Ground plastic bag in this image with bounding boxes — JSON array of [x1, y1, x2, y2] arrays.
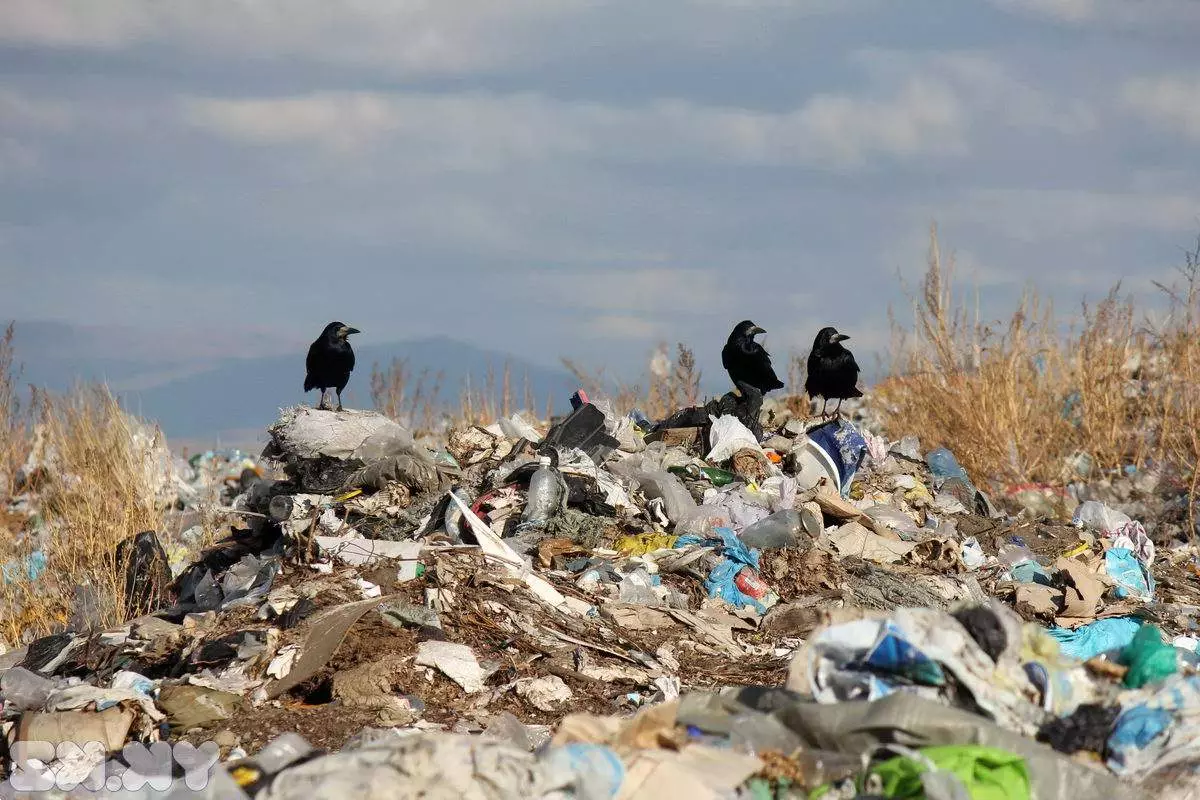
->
[[1073, 501, 1131, 535], [1120, 625, 1178, 689], [498, 412, 543, 442], [739, 510, 805, 549], [706, 415, 760, 463], [610, 460, 697, 525], [1047, 617, 1143, 661], [674, 504, 732, 538], [863, 504, 923, 540], [1104, 547, 1154, 602]]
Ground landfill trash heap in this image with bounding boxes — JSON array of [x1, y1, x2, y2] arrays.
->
[[2, 388, 1200, 800]]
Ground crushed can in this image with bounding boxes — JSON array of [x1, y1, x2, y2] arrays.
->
[[734, 566, 770, 599]]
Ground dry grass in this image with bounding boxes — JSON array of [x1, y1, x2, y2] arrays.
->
[[563, 342, 703, 420], [370, 358, 549, 434], [0, 378, 169, 643], [876, 224, 1200, 533], [369, 358, 446, 433], [0, 323, 30, 499]]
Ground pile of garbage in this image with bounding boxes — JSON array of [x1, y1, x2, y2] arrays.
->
[[1, 412, 267, 603], [2, 388, 1200, 799]]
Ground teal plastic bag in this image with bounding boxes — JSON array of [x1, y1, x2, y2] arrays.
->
[[1119, 624, 1177, 689], [1105, 547, 1154, 602]]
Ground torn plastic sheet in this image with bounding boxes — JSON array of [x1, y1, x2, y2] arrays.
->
[[221, 554, 282, 609], [790, 606, 1045, 736], [1107, 674, 1200, 780]]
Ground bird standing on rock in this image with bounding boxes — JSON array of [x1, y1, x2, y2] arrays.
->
[[805, 326, 862, 418], [722, 320, 785, 426], [304, 321, 360, 411]]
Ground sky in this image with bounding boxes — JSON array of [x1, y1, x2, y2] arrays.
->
[[1, 0, 1199, 383]]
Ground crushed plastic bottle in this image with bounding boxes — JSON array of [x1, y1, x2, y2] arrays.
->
[[926, 447, 970, 484], [521, 455, 565, 527], [738, 509, 806, 549]]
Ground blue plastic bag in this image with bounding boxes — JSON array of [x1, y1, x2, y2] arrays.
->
[[1047, 617, 1143, 661], [857, 625, 946, 686], [704, 559, 768, 614], [1105, 547, 1154, 602], [1011, 560, 1053, 585], [677, 527, 768, 613], [2, 550, 46, 584], [926, 447, 971, 483], [1106, 675, 1200, 777], [542, 743, 625, 799]]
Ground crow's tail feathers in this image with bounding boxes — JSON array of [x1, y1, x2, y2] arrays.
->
[[304, 375, 315, 392]]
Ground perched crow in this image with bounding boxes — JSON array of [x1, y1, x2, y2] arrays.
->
[[805, 326, 862, 417], [721, 320, 784, 431], [304, 321, 360, 411], [722, 320, 785, 396]]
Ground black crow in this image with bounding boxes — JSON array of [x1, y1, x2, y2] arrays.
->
[[304, 321, 360, 411], [805, 326, 862, 417], [722, 320, 785, 396], [722, 320, 784, 432]]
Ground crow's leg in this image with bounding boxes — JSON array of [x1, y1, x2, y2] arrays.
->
[[335, 388, 344, 412], [834, 398, 844, 417], [818, 397, 829, 418], [317, 389, 329, 410]]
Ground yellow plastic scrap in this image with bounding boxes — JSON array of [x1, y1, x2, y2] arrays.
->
[[229, 764, 262, 788], [904, 482, 933, 505], [334, 488, 363, 504], [1061, 541, 1091, 559], [615, 533, 679, 556]]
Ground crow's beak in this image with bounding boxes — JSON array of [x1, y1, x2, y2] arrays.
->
[[833, 333, 849, 342], [750, 326, 766, 336], [339, 326, 360, 337]]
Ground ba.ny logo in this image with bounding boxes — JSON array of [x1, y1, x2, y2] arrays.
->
[[6, 740, 221, 792]]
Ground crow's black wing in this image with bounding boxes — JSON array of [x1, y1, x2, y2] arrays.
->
[[740, 342, 784, 391], [823, 346, 861, 396], [829, 346, 859, 381], [304, 340, 321, 391]]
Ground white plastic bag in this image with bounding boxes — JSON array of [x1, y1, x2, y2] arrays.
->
[[705, 415, 760, 463]]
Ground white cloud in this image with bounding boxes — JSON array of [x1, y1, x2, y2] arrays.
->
[[0, 0, 867, 76], [1120, 75, 1200, 142], [853, 50, 1097, 135], [535, 267, 735, 315], [931, 189, 1200, 242], [988, 0, 1100, 22], [988, 0, 1200, 27], [180, 77, 968, 171], [0, 88, 74, 130], [0, 88, 75, 175], [583, 315, 671, 341]]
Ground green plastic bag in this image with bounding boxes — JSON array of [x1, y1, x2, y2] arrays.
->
[[867, 745, 1031, 800], [1119, 624, 1178, 689]]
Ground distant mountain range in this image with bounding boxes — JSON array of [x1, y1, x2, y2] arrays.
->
[[9, 323, 587, 448]]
